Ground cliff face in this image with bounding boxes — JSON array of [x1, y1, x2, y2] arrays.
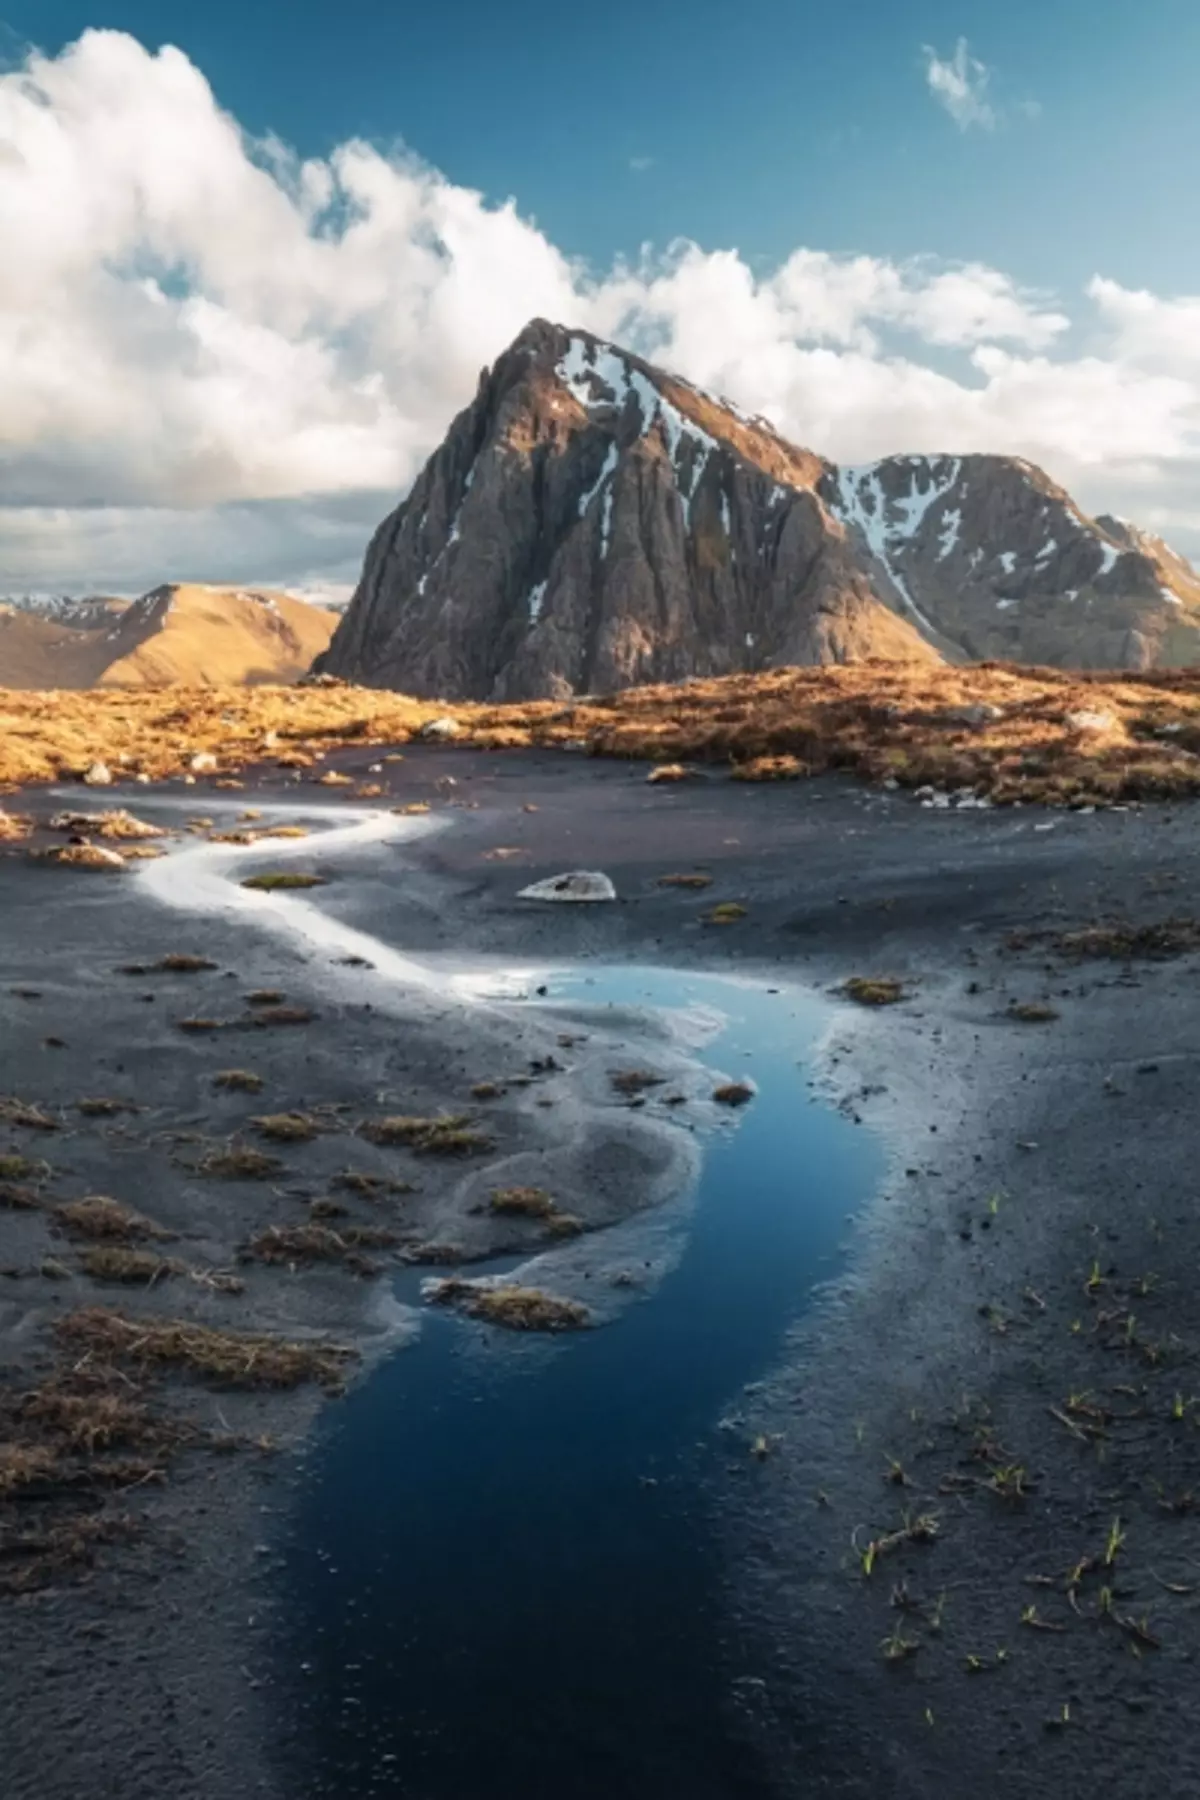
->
[[321, 320, 1200, 699]]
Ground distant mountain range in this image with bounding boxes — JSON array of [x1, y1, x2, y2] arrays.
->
[[319, 319, 1200, 699], [0, 585, 337, 689]]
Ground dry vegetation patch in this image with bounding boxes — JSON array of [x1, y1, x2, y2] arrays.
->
[[0, 1098, 58, 1130], [488, 1186, 557, 1219], [4, 663, 1200, 806], [47, 808, 164, 841], [1054, 918, 1200, 961], [428, 1279, 591, 1332], [240, 871, 327, 892], [842, 976, 906, 1006], [56, 1195, 169, 1242], [55, 1307, 357, 1389], [80, 1247, 183, 1284], [359, 1114, 492, 1155], [212, 1068, 264, 1092]]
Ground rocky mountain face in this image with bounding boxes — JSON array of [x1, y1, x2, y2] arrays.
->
[[320, 320, 1200, 700], [0, 585, 337, 690]]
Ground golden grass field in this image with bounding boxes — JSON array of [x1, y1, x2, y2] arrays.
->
[[5, 660, 1200, 807]]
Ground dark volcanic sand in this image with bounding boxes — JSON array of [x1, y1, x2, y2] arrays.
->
[[6, 745, 1200, 1798]]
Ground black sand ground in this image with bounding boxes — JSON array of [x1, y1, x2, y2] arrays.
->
[[6, 745, 1200, 1797]]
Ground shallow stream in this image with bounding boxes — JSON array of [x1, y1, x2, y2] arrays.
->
[[272, 965, 881, 1799]]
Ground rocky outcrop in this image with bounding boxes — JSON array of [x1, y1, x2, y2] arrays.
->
[[320, 320, 1200, 699]]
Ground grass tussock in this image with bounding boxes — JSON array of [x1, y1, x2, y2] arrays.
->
[[32, 842, 128, 871], [250, 1111, 320, 1143], [75, 1097, 139, 1117], [0, 1098, 58, 1130], [657, 871, 713, 889], [6, 663, 1200, 806], [176, 1016, 225, 1033], [212, 1068, 264, 1092], [1008, 1001, 1060, 1023], [80, 1246, 183, 1284], [240, 871, 327, 892], [155, 953, 219, 973], [55, 1306, 357, 1388], [428, 1280, 591, 1332], [0, 1181, 44, 1209], [0, 809, 31, 841], [705, 902, 748, 925], [645, 762, 693, 783], [1054, 917, 1200, 960], [359, 1114, 492, 1155], [713, 1081, 755, 1106], [842, 976, 906, 1006], [47, 808, 164, 841], [195, 1144, 284, 1180], [488, 1186, 557, 1219], [56, 1195, 168, 1242], [243, 1005, 315, 1028], [243, 1221, 398, 1273], [730, 753, 807, 781], [0, 1153, 50, 1181]]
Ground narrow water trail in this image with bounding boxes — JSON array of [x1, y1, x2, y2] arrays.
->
[[131, 802, 883, 1799]]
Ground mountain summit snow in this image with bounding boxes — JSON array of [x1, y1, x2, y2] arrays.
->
[[319, 320, 1200, 699]]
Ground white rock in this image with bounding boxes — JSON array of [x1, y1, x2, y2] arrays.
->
[[135, 773, 151, 784], [882, 777, 899, 791], [1064, 709, 1116, 735], [261, 730, 280, 750], [189, 751, 218, 773], [82, 762, 112, 786], [419, 717, 461, 741], [518, 870, 617, 903]]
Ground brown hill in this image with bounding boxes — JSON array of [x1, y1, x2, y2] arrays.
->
[[0, 586, 337, 690], [320, 320, 1200, 699]]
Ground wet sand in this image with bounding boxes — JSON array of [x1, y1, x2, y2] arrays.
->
[[5, 744, 1200, 1797]]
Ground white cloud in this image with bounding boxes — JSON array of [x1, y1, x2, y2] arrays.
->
[[923, 38, 996, 131], [1, 28, 1199, 594]]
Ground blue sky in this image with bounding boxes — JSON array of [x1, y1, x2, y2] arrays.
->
[[12, 0, 1200, 296], [1, 5, 1198, 592]]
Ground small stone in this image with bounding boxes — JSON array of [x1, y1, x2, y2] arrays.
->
[[189, 751, 219, 773], [82, 762, 112, 786], [419, 717, 461, 741]]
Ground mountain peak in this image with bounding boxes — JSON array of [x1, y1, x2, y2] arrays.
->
[[318, 322, 1200, 699]]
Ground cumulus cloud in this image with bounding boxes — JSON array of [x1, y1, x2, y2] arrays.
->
[[1, 28, 1199, 594], [923, 38, 996, 131]]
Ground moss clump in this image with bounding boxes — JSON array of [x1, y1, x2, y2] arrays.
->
[[240, 872, 327, 892], [360, 1115, 492, 1156], [705, 902, 748, 925], [429, 1280, 591, 1332], [0, 1154, 49, 1181], [842, 976, 906, 1006]]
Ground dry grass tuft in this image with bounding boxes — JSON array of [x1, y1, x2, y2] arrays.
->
[[842, 976, 906, 1006], [5, 663, 1200, 807], [1008, 1001, 1060, 1023], [195, 1143, 283, 1180], [33, 842, 128, 871], [713, 1081, 755, 1106], [242, 1005, 315, 1028], [56, 1195, 168, 1242], [646, 762, 693, 783], [176, 1016, 226, 1034], [47, 808, 165, 841], [55, 1306, 357, 1388], [80, 1246, 183, 1284], [155, 953, 219, 973], [0, 1181, 44, 1209], [657, 871, 713, 889], [0, 1153, 50, 1181], [250, 1111, 320, 1143], [212, 1069, 263, 1092], [705, 902, 748, 925], [428, 1280, 591, 1332], [1053, 917, 1200, 961], [243, 1221, 398, 1272], [730, 754, 807, 781], [0, 809, 31, 841], [488, 1186, 557, 1219], [75, 1097, 139, 1118], [0, 1098, 58, 1131], [246, 989, 284, 1005], [240, 871, 327, 892], [359, 1114, 492, 1155]]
